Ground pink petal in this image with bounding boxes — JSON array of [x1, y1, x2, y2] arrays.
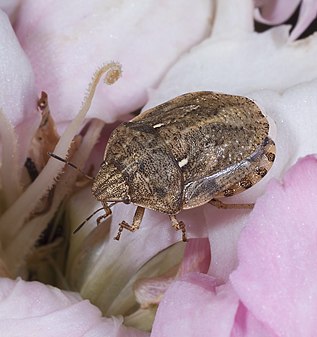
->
[[231, 302, 278, 337], [13, 0, 212, 127], [0, 10, 36, 125], [231, 155, 317, 337], [177, 238, 211, 276], [132, 238, 211, 310], [151, 273, 239, 337], [0, 0, 22, 19], [254, 0, 317, 41], [0, 10, 39, 163], [290, 0, 317, 40], [0, 277, 147, 337], [254, 0, 301, 25], [205, 206, 250, 283]]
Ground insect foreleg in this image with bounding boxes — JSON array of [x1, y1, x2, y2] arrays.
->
[[96, 202, 113, 224], [169, 215, 187, 242], [114, 206, 145, 240]]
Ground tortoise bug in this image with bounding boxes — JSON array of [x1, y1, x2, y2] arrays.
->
[[88, 91, 275, 241]]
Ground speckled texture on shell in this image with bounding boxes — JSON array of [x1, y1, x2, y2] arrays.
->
[[92, 92, 275, 214]]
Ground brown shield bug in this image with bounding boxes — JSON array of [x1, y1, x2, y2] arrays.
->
[[88, 91, 275, 241], [49, 66, 275, 242]]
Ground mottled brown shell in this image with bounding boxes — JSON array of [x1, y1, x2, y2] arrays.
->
[[92, 91, 275, 214]]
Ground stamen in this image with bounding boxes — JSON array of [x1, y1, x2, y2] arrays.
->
[[81, 62, 122, 119]]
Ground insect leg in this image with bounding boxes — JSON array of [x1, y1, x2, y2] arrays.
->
[[169, 215, 187, 242], [114, 206, 145, 240], [73, 201, 116, 234], [96, 202, 113, 224], [209, 198, 254, 209]]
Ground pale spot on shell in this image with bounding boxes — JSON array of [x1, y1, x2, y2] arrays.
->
[[153, 123, 165, 129], [178, 157, 188, 168]]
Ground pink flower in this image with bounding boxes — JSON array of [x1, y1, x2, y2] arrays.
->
[[0, 1, 317, 336]]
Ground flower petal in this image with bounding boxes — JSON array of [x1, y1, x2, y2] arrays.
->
[[231, 302, 278, 337], [144, 27, 317, 107], [290, 0, 317, 40], [231, 155, 317, 337], [151, 273, 239, 337], [14, 0, 212, 126], [122, 237, 211, 328], [254, 0, 301, 25], [254, 0, 317, 41], [0, 1, 22, 19], [177, 238, 211, 276], [0, 10, 39, 165], [0, 277, 146, 337]]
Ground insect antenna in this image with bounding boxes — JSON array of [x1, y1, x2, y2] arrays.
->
[[73, 206, 104, 234], [73, 202, 118, 234], [48, 152, 94, 180]]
